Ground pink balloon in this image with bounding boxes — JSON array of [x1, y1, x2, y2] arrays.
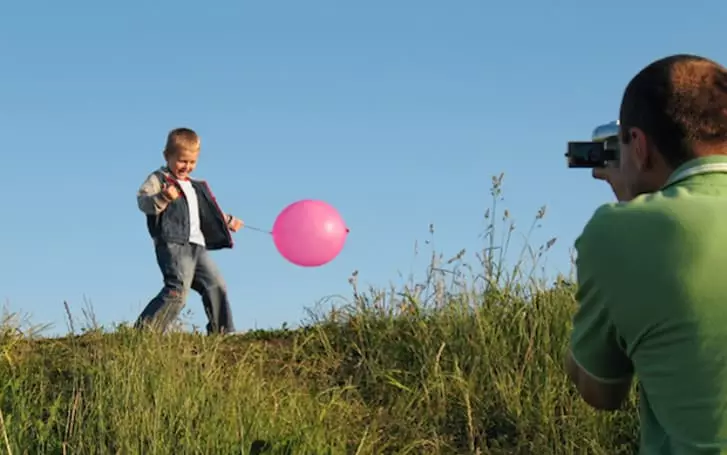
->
[[272, 199, 349, 267]]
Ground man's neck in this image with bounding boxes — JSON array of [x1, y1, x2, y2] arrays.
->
[[691, 143, 727, 158]]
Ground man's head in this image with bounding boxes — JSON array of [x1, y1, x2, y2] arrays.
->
[[617, 54, 727, 196], [163, 127, 201, 180]]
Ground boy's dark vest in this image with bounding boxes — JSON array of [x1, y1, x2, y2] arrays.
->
[[145, 170, 234, 250]]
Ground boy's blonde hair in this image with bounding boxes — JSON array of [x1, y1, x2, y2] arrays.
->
[[163, 127, 201, 157]]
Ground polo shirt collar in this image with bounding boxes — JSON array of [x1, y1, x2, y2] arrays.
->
[[662, 155, 727, 189]]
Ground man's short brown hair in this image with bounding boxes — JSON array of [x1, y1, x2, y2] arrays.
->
[[619, 54, 727, 168], [164, 127, 201, 157]]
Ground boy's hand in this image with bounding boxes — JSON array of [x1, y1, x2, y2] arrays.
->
[[229, 217, 244, 232], [161, 184, 180, 202]]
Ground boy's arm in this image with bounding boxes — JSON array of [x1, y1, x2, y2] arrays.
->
[[224, 213, 244, 231], [137, 173, 172, 215]]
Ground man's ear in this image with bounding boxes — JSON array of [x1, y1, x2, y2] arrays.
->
[[628, 127, 652, 171]]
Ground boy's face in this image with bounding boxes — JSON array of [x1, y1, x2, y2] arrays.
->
[[165, 148, 199, 180]]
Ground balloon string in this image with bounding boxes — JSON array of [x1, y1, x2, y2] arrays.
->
[[244, 225, 272, 235], [243, 225, 350, 235]]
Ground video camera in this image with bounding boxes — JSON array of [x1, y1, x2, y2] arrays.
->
[[566, 120, 620, 168]]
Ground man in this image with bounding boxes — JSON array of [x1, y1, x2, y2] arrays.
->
[[566, 54, 727, 454]]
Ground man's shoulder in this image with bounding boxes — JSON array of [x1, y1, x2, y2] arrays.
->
[[581, 187, 705, 237], [592, 190, 675, 216], [575, 193, 689, 272], [579, 197, 663, 243], [578, 186, 727, 271]]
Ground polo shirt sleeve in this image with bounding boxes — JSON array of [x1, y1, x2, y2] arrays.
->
[[570, 204, 635, 383]]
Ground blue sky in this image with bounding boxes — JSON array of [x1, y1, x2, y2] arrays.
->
[[1, 1, 724, 335]]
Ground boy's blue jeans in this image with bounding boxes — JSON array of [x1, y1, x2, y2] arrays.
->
[[135, 241, 235, 334]]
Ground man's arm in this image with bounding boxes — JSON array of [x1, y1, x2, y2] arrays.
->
[[137, 173, 172, 215], [565, 350, 632, 411], [567, 204, 635, 411]]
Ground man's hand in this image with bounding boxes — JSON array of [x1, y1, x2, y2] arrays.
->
[[228, 217, 244, 232], [565, 352, 632, 411], [161, 184, 180, 202], [592, 162, 633, 202]]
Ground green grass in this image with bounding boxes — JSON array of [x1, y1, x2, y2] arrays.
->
[[0, 176, 640, 454]]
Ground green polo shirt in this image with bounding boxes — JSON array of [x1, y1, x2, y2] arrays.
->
[[570, 155, 727, 454]]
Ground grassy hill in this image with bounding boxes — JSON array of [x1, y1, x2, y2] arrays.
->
[[0, 182, 640, 454], [0, 286, 639, 454]]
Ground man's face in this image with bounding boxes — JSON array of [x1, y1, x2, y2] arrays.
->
[[165, 148, 199, 180], [618, 130, 640, 194], [617, 126, 667, 197]]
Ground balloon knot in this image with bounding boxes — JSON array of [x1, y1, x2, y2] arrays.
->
[[346, 228, 350, 233]]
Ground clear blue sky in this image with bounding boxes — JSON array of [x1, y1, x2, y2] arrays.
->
[[2, 1, 724, 335]]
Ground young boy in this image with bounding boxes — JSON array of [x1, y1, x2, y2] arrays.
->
[[135, 127, 243, 334]]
